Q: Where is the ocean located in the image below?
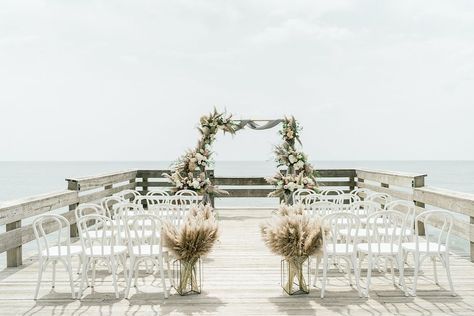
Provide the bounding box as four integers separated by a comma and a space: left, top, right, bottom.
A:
1, 161, 473, 266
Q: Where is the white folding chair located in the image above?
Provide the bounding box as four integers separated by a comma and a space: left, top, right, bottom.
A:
319, 212, 362, 298
357, 210, 407, 297
77, 214, 128, 299
401, 210, 455, 296
101, 196, 125, 218
336, 193, 360, 211
116, 189, 141, 201
306, 201, 337, 218
350, 188, 372, 200
292, 188, 317, 205
124, 214, 170, 299
33, 214, 81, 299
366, 192, 392, 208
146, 189, 170, 198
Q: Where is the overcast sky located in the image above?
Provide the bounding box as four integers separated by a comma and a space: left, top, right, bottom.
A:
1, 0, 473, 161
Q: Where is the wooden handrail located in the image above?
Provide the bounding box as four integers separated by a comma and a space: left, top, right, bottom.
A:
2, 167, 474, 266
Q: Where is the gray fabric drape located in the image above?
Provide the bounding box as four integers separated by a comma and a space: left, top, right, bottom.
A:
235, 119, 284, 131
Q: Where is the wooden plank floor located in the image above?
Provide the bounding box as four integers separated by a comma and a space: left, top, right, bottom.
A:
1, 208, 474, 315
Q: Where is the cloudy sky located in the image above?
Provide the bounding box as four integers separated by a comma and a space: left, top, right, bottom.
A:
1, 0, 473, 161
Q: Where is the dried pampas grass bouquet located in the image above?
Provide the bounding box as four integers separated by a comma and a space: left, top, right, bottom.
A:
162, 203, 219, 294
261, 203, 326, 294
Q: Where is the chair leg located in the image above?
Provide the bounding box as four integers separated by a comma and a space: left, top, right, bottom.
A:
389, 257, 395, 286
79, 256, 90, 299
398, 254, 408, 296
134, 259, 140, 287
34, 259, 46, 300
91, 260, 96, 291
321, 255, 328, 299
411, 252, 420, 297
110, 256, 119, 299
432, 256, 439, 285
125, 256, 135, 299
441, 254, 456, 296
351, 254, 362, 297
312, 256, 320, 287
77, 255, 82, 274
52, 260, 57, 289
164, 253, 174, 288
159, 256, 168, 299
365, 255, 373, 298
64, 258, 76, 299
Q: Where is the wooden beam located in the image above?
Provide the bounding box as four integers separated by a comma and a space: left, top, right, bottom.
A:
0, 190, 78, 226
356, 169, 426, 187
66, 170, 137, 191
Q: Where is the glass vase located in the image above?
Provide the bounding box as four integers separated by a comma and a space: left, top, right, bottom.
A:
173, 257, 202, 295
281, 256, 310, 295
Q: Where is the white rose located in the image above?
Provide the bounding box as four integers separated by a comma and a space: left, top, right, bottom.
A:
191, 180, 200, 189
288, 155, 297, 164
195, 153, 206, 164
294, 160, 305, 170
287, 182, 297, 191
175, 180, 183, 188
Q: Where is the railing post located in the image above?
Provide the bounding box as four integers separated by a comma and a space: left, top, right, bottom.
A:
207, 169, 215, 207
67, 180, 80, 238
6, 220, 22, 267
141, 176, 148, 195
413, 176, 426, 236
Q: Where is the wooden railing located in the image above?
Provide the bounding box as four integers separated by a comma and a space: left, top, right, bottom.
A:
1, 168, 474, 267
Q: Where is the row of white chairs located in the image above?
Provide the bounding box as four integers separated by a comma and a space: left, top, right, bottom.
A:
291, 189, 455, 298
315, 209, 454, 298
33, 189, 202, 300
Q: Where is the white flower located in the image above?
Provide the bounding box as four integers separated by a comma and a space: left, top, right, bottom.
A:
288, 154, 297, 164
195, 153, 206, 164
191, 180, 200, 189
287, 182, 297, 191
175, 180, 183, 188
294, 160, 305, 170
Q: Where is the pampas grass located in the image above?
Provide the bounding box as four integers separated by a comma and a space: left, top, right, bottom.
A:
261, 203, 326, 294
162, 204, 219, 294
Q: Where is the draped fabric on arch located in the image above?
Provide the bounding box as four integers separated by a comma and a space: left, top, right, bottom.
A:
234, 119, 285, 131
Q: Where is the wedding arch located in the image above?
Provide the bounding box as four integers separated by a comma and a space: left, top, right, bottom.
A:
164, 109, 317, 203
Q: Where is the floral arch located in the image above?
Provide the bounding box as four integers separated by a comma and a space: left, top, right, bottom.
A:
164, 109, 317, 203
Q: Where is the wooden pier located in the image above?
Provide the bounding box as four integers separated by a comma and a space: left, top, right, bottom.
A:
1, 168, 474, 315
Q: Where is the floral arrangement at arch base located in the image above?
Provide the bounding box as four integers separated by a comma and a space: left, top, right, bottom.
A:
260, 204, 326, 295
267, 116, 318, 203
164, 108, 238, 200
162, 204, 219, 295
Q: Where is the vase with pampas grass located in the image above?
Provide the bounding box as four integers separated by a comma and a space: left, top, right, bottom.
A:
261, 204, 326, 295
162, 204, 219, 295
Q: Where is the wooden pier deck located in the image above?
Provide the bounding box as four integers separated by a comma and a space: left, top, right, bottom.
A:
1, 208, 474, 316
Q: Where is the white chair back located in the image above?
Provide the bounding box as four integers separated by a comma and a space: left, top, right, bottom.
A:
323, 212, 360, 255
77, 214, 117, 257
367, 192, 392, 207
101, 196, 125, 218
114, 202, 145, 218
365, 210, 406, 254
146, 189, 170, 198
75, 203, 105, 222
350, 188, 372, 199
175, 189, 198, 197
292, 189, 317, 205
306, 201, 337, 217
319, 189, 344, 203
416, 210, 454, 253
349, 201, 380, 218
33, 214, 72, 258
126, 214, 163, 256
116, 189, 141, 201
